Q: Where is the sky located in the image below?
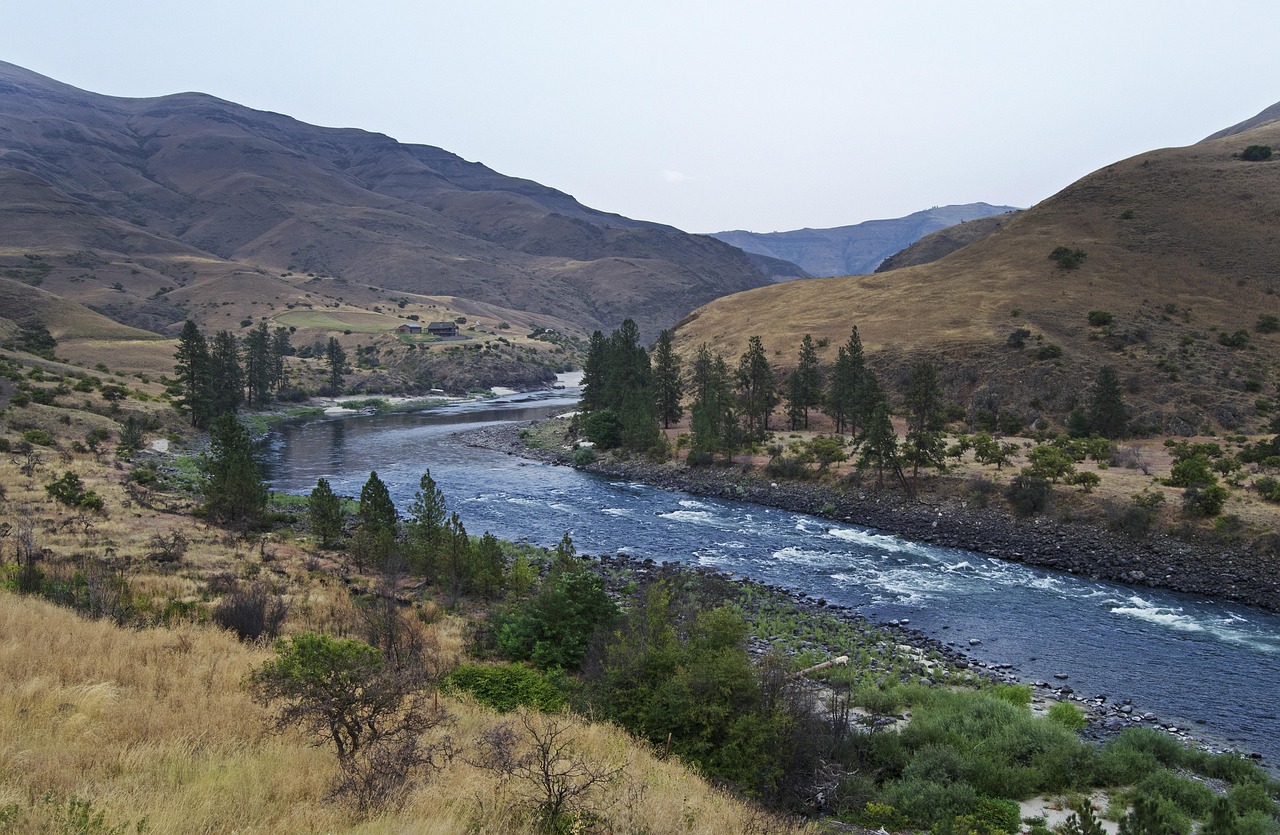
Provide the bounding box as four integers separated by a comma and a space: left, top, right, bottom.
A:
7, 1, 1280, 233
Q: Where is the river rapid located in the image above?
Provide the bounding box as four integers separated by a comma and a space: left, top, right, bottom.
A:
263, 390, 1280, 766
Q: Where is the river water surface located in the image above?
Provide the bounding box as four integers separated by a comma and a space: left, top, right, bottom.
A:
263, 391, 1280, 765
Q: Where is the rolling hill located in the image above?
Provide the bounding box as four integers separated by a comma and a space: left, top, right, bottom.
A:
0, 61, 771, 344
712, 203, 1019, 279
676, 105, 1280, 435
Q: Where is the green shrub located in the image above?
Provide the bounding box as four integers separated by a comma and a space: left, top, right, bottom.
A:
1219, 329, 1251, 348
582, 409, 622, 449
22, 428, 54, 446
1006, 473, 1051, 515
1087, 310, 1114, 327
1047, 700, 1087, 731
1049, 246, 1088, 270
1134, 768, 1215, 817
1241, 144, 1273, 161
1256, 314, 1280, 334
1183, 482, 1229, 517
444, 663, 565, 712
571, 446, 596, 467
990, 683, 1032, 708
1036, 343, 1064, 360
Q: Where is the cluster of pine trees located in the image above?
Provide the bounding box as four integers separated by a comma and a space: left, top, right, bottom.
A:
578, 322, 921, 480
579, 322, 1130, 490
309, 471, 518, 604
173, 320, 347, 429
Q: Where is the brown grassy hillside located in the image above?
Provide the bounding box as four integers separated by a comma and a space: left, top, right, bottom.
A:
675, 120, 1280, 434
0, 61, 771, 342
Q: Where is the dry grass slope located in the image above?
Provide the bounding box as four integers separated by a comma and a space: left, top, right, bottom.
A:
676, 120, 1280, 433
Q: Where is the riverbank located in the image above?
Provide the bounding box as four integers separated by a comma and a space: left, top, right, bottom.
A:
467, 421, 1280, 614
461, 420, 1279, 764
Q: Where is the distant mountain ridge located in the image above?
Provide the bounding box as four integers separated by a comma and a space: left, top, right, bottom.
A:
0, 61, 772, 340
711, 203, 1019, 278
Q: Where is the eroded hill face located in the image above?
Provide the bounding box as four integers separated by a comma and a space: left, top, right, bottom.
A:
676, 117, 1280, 435
0, 61, 770, 342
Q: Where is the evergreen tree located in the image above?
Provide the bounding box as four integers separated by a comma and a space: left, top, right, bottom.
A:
357, 471, 398, 539
651, 329, 684, 429
271, 327, 292, 391
470, 532, 505, 598
788, 334, 821, 429
1117, 796, 1180, 835
325, 337, 347, 395
308, 477, 345, 548
578, 320, 660, 452
244, 322, 274, 407
857, 399, 900, 488
201, 412, 267, 528
786, 369, 807, 430
405, 470, 447, 577
443, 512, 469, 605
825, 327, 868, 435
579, 330, 609, 414
689, 344, 737, 462
209, 330, 244, 417
1088, 365, 1129, 439
736, 335, 778, 441
902, 360, 947, 479
174, 320, 212, 428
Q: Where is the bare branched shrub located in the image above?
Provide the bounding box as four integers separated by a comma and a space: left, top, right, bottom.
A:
212, 579, 289, 641
1113, 443, 1151, 475
473, 711, 623, 832
146, 530, 189, 563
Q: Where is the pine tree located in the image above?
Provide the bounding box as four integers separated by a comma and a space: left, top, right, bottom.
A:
579, 330, 609, 414
790, 334, 821, 429
174, 320, 212, 428
736, 335, 778, 441
902, 360, 947, 479
470, 532, 505, 598
209, 330, 244, 417
244, 322, 274, 407
857, 399, 900, 488
325, 337, 347, 395
1088, 365, 1129, 439
825, 327, 868, 435
651, 329, 684, 429
271, 327, 292, 391
405, 470, 447, 577
201, 412, 267, 529
308, 477, 345, 548
689, 344, 737, 462
357, 471, 397, 540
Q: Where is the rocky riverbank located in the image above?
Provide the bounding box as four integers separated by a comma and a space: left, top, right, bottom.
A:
467, 422, 1280, 614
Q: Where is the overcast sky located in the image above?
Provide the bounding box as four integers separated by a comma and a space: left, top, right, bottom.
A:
7, 1, 1280, 233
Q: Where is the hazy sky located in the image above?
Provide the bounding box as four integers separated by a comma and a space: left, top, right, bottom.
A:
7, 2, 1280, 233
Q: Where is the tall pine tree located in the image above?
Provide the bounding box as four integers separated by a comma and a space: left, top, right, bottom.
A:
1088, 365, 1129, 439
243, 322, 274, 408
209, 330, 244, 417
174, 320, 212, 428
736, 335, 778, 441
902, 360, 946, 479
689, 344, 737, 462
201, 412, 267, 528
787, 334, 821, 429
651, 329, 684, 429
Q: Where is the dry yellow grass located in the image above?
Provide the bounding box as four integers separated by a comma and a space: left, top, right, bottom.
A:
0, 594, 805, 834
0, 350, 805, 834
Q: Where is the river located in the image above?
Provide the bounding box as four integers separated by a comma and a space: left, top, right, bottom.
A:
263, 390, 1280, 766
